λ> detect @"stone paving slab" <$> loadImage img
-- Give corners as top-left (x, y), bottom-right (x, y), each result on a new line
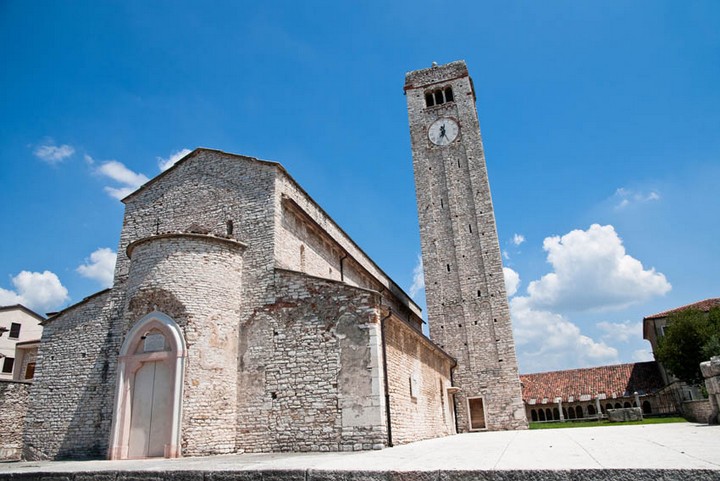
top-left (1, 423), bottom-right (719, 480)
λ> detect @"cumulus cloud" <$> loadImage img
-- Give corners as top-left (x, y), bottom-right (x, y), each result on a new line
top-left (511, 296), bottom-right (619, 372)
top-left (613, 187), bottom-right (661, 210)
top-left (33, 143), bottom-right (75, 164)
top-left (526, 224), bottom-right (670, 312)
top-left (503, 267), bottom-right (520, 297)
top-left (0, 270), bottom-right (69, 313)
top-left (409, 254), bottom-right (425, 298)
top-left (509, 224), bottom-right (670, 372)
top-left (77, 248), bottom-right (117, 288)
top-left (597, 320), bottom-right (641, 343)
top-left (512, 234), bottom-right (525, 246)
top-left (158, 148), bottom-right (192, 171)
top-left (96, 160), bottom-right (150, 200)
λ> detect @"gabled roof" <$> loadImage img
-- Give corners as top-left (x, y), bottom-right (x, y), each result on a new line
top-left (0, 304), bottom-right (45, 321)
top-left (520, 362), bottom-right (664, 403)
top-left (643, 298), bottom-right (720, 321)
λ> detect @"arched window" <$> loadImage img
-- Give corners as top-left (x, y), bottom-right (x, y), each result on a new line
top-left (623, 402), bottom-right (631, 408)
top-left (642, 400), bottom-right (652, 414)
top-left (567, 407), bottom-right (576, 419)
top-left (545, 408), bottom-right (552, 421)
top-left (539, 409), bottom-right (546, 421)
top-left (606, 403), bottom-right (613, 412)
top-left (109, 311), bottom-right (187, 459)
top-left (424, 86), bottom-right (455, 107)
top-left (553, 408), bottom-right (560, 420)
top-left (575, 406), bottom-right (583, 418)
top-left (531, 410), bottom-right (538, 422)
top-left (562, 408), bottom-right (568, 420)
top-left (615, 403), bottom-right (622, 409)
top-left (587, 404), bottom-right (596, 416)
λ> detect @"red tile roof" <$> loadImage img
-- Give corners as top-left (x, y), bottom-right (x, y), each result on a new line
top-left (643, 298), bottom-right (720, 320)
top-left (520, 362), bottom-right (664, 403)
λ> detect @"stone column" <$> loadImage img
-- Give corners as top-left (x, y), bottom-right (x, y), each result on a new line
top-left (634, 391), bottom-right (641, 408)
top-left (595, 397), bottom-right (602, 418)
top-left (700, 356), bottom-right (720, 425)
top-left (556, 398), bottom-right (564, 421)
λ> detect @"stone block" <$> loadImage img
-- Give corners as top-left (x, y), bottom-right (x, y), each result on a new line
top-left (607, 408), bottom-right (643, 422)
top-left (700, 356), bottom-right (720, 379)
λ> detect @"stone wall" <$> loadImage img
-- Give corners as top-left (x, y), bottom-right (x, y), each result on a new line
top-left (0, 380), bottom-right (30, 460)
top-left (23, 289), bottom-right (117, 460)
top-left (681, 400), bottom-right (712, 424)
top-left (275, 173), bottom-right (422, 327)
top-left (701, 356), bottom-right (720, 424)
top-left (124, 233), bottom-right (246, 456)
top-left (384, 316), bottom-right (455, 445)
top-left (237, 269), bottom-right (387, 453)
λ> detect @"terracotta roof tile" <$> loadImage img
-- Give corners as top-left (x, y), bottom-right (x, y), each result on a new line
top-left (520, 362), bottom-right (664, 403)
top-left (643, 298), bottom-right (720, 320)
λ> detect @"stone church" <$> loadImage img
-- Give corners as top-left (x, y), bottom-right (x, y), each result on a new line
top-left (21, 61), bottom-right (526, 460)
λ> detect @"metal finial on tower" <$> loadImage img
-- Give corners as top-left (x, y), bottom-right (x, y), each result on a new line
top-left (432, 61), bottom-right (438, 67)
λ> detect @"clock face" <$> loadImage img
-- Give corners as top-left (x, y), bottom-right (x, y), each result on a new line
top-left (428, 117), bottom-right (459, 146)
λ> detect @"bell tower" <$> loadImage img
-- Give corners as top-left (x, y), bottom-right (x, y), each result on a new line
top-left (404, 60), bottom-right (527, 431)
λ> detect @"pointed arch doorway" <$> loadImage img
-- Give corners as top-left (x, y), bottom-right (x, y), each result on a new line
top-left (109, 312), bottom-right (186, 459)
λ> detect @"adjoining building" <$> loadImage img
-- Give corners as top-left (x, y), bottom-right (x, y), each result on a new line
top-left (0, 305), bottom-right (44, 460)
top-left (0, 305), bottom-right (43, 381)
top-left (520, 362), bottom-right (666, 422)
top-left (643, 298), bottom-right (720, 421)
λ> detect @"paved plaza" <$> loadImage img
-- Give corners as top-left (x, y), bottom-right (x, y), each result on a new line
top-left (1, 422), bottom-right (719, 476)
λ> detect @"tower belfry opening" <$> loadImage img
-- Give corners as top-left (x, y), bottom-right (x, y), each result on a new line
top-left (404, 60), bottom-right (528, 431)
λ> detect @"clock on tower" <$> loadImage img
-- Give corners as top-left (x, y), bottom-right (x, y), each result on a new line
top-left (404, 61), bottom-right (528, 432)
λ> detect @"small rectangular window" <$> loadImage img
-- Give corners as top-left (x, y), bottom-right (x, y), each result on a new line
top-left (9, 322), bottom-right (20, 339)
top-left (2, 357), bottom-right (14, 373)
top-left (25, 362), bottom-right (36, 380)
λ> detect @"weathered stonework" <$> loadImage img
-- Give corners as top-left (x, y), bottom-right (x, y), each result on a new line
top-left (700, 356), bottom-right (720, 424)
top-left (0, 381), bottom-right (30, 460)
top-left (24, 289), bottom-right (118, 460)
top-left (23, 149), bottom-right (452, 460)
top-left (384, 316), bottom-right (456, 445)
top-left (405, 61), bottom-right (527, 431)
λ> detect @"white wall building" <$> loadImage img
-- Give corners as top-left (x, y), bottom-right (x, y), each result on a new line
top-left (0, 305), bottom-right (44, 381)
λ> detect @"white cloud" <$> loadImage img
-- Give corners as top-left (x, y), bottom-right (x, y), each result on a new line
top-left (0, 270), bottom-right (69, 313)
top-left (409, 254), bottom-right (425, 298)
top-left (503, 267), bottom-right (520, 297)
top-left (597, 320), bottom-right (640, 343)
top-left (509, 224), bottom-right (670, 372)
top-left (512, 234), bottom-right (525, 246)
top-left (33, 143), bottom-right (75, 164)
top-left (502, 250), bottom-right (510, 260)
top-left (511, 296), bottom-right (619, 373)
top-left (77, 248), bottom-right (117, 288)
top-left (526, 224), bottom-right (670, 312)
top-left (96, 160), bottom-right (150, 200)
top-left (158, 148), bottom-right (192, 171)
top-left (613, 187), bottom-right (661, 210)
top-left (632, 349), bottom-right (654, 362)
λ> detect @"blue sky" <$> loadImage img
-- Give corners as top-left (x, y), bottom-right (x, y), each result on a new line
top-left (1, 1), bottom-right (718, 373)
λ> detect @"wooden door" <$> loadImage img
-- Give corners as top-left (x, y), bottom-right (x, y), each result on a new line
top-left (128, 360), bottom-right (173, 457)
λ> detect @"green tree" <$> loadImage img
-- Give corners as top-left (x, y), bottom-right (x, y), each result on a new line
top-left (656, 307), bottom-right (720, 385)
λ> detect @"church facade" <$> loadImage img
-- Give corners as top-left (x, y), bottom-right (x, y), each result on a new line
top-left (23, 149), bottom-right (457, 460)
top-left (19, 61), bottom-right (526, 460)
